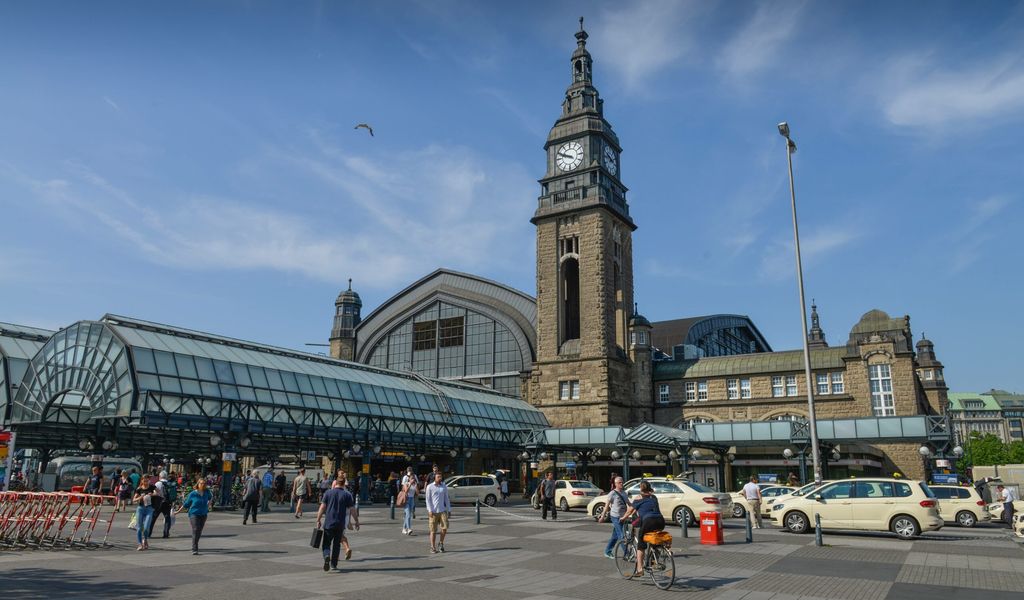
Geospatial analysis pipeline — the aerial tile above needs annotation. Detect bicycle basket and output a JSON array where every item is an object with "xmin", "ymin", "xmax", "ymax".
[{"xmin": 643, "ymin": 531, "xmax": 672, "ymax": 547}]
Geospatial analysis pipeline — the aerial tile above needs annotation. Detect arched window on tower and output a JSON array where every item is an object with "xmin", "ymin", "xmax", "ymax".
[
  {"xmin": 574, "ymin": 59, "xmax": 583, "ymax": 82},
  {"xmin": 562, "ymin": 257, "xmax": 580, "ymax": 342}
]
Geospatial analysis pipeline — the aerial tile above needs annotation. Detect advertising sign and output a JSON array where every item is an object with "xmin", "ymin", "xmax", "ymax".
[
  {"xmin": 758, "ymin": 473, "xmax": 779, "ymax": 483},
  {"xmin": 222, "ymin": 452, "xmax": 237, "ymax": 462},
  {"xmin": 932, "ymin": 472, "xmax": 958, "ymax": 484}
]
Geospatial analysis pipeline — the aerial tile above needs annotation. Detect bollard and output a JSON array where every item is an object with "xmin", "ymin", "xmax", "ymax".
[
  {"xmin": 681, "ymin": 515, "xmax": 688, "ymax": 538},
  {"xmin": 475, "ymin": 498, "xmax": 481, "ymax": 524},
  {"xmin": 814, "ymin": 513, "xmax": 823, "ymax": 547},
  {"xmin": 390, "ymin": 496, "xmax": 396, "ymax": 520},
  {"xmin": 745, "ymin": 511, "xmax": 753, "ymax": 543}
]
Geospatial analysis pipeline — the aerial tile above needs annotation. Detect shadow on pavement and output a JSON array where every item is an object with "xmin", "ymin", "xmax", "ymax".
[{"xmin": 3, "ymin": 567, "xmax": 151, "ymax": 599}]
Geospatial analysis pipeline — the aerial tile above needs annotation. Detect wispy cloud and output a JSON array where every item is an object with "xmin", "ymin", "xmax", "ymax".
[
  {"xmin": 590, "ymin": 1, "xmax": 708, "ymax": 94},
  {"xmin": 478, "ymin": 88, "xmax": 546, "ymax": 138},
  {"xmin": 949, "ymin": 195, "xmax": 1012, "ymax": 273},
  {"xmin": 717, "ymin": 0, "xmax": 807, "ymax": 77},
  {"xmin": 880, "ymin": 53, "xmax": 1024, "ymax": 129},
  {"xmin": 102, "ymin": 96, "xmax": 120, "ymax": 111},
  {"xmin": 5, "ymin": 142, "xmax": 536, "ymax": 289},
  {"xmin": 758, "ymin": 224, "xmax": 864, "ymax": 281}
]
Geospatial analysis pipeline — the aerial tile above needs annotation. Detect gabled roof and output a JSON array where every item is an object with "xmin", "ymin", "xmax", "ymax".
[
  {"xmin": 0, "ymin": 322, "xmax": 54, "ymax": 360},
  {"xmin": 947, "ymin": 392, "xmax": 1002, "ymax": 412},
  {"xmin": 653, "ymin": 347, "xmax": 847, "ymax": 381}
]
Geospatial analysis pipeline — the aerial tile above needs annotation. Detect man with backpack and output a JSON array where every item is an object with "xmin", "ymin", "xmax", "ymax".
[
  {"xmin": 261, "ymin": 469, "xmax": 274, "ymax": 513},
  {"xmin": 600, "ymin": 476, "xmax": 628, "ymax": 559},
  {"xmin": 242, "ymin": 470, "xmax": 262, "ymax": 524},
  {"xmin": 150, "ymin": 471, "xmax": 175, "ymax": 538}
]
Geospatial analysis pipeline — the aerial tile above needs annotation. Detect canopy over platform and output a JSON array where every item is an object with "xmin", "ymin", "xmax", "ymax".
[{"xmin": 5, "ymin": 315, "xmax": 548, "ymax": 456}]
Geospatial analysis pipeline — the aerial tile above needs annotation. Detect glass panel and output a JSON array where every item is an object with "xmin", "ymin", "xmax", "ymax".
[
  {"xmin": 213, "ymin": 360, "xmax": 235, "ymax": 383},
  {"xmin": 137, "ymin": 374, "xmax": 160, "ymax": 390},
  {"xmin": 180, "ymin": 379, "xmax": 201, "ymax": 395},
  {"xmin": 238, "ymin": 386, "xmax": 256, "ymax": 401},
  {"xmin": 265, "ymin": 369, "xmax": 284, "ymax": 390},
  {"xmin": 133, "ymin": 348, "xmax": 157, "ymax": 373},
  {"xmin": 281, "ymin": 372, "xmax": 300, "ymax": 392},
  {"xmin": 310, "ymin": 376, "xmax": 328, "ymax": 396},
  {"xmin": 295, "ymin": 374, "xmax": 314, "ymax": 394},
  {"xmin": 200, "ymin": 381, "xmax": 220, "ymax": 397},
  {"xmin": 231, "ymin": 363, "xmax": 252, "ymax": 386},
  {"xmin": 255, "ymin": 388, "xmax": 272, "ymax": 403},
  {"xmin": 154, "ymin": 350, "xmax": 177, "ymax": 376},
  {"xmin": 350, "ymin": 383, "xmax": 366, "ymax": 401},
  {"xmin": 174, "ymin": 354, "xmax": 198, "ymax": 379},
  {"xmin": 195, "ymin": 357, "xmax": 217, "ymax": 381},
  {"xmin": 159, "ymin": 376, "xmax": 181, "ymax": 393}
]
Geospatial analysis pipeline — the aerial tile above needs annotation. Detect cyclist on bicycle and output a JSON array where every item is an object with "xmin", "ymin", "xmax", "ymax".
[{"xmin": 619, "ymin": 480, "xmax": 666, "ymax": 577}]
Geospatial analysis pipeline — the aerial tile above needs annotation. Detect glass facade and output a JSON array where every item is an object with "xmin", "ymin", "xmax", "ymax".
[{"xmin": 366, "ymin": 301, "xmax": 527, "ymax": 396}]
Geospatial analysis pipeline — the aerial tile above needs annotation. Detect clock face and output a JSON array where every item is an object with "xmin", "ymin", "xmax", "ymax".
[
  {"xmin": 603, "ymin": 145, "xmax": 617, "ymax": 176},
  {"xmin": 555, "ymin": 141, "xmax": 584, "ymax": 172}
]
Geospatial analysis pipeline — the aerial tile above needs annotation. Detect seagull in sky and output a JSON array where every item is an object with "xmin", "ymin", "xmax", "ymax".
[{"xmin": 354, "ymin": 123, "xmax": 374, "ymax": 137}]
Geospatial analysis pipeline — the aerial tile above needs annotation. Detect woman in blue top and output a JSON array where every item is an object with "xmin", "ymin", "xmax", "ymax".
[
  {"xmin": 620, "ymin": 480, "xmax": 665, "ymax": 577},
  {"xmin": 174, "ymin": 478, "xmax": 214, "ymax": 555}
]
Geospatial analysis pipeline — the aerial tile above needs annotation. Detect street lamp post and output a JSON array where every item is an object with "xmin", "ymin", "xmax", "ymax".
[{"xmin": 778, "ymin": 122, "xmax": 822, "ymax": 485}]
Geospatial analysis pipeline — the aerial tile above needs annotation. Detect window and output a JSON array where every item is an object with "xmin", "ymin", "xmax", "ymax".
[
  {"xmin": 555, "ymin": 481, "xmax": 566, "ymax": 489},
  {"xmin": 438, "ymin": 316, "xmax": 464, "ymax": 348},
  {"xmin": 869, "ymin": 364, "xmax": 895, "ymax": 416},
  {"xmin": 929, "ymin": 487, "xmax": 952, "ymax": 500},
  {"xmin": 924, "ymin": 369, "xmax": 933, "ymax": 380},
  {"xmin": 685, "ymin": 381, "xmax": 696, "ymax": 402},
  {"xmin": 559, "ymin": 380, "xmax": 580, "ymax": 400},
  {"xmin": 659, "ymin": 384, "xmax": 670, "ymax": 403},
  {"xmin": 727, "ymin": 379, "xmax": 739, "ymax": 400},
  {"xmin": 740, "ymin": 379, "xmax": 751, "ymax": 399},
  {"xmin": 816, "ymin": 373, "xmax": 830, "ymax": 395},
  {"xmin": 819, "ymin": 482, "xmax": 853, "ymax": 500},
  {"xmin": 772, "ymin": 376, "xmax": 784, "ymax": 397},
  {"xmin": 413, "ymin": 321, "xmax": 436, "ymax": 350},
  {"xmin": 831, "ymin": 372, "xmax": 844, "ymax": 394},
  {"xmin": 786, "ymin": 375, "xmax": 798, "ymax": 397},
  {"xmin": 697, "ymin": 380, "xmax": 708, "ymax": 401}
]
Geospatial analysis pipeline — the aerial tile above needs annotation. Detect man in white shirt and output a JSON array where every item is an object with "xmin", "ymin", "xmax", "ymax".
[
  {"xmin": 425, "ymin": 472, "xmax": 451, "ymax": 554},
  {"xmin": 742, "ymin": 476, "xmax": 763, "ymax": 529},
  {"xmin": 997, "ymin": 485, "xmax": 1018, "ymax": 527}
]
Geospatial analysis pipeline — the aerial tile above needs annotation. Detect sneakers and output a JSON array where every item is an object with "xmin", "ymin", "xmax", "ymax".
[
  {"xmin": 401, "ymin": 528, "xmax": 408, "ymax": 535},
  {"xmin": 603, "ymin": 551, "xmax": 614, "ymax": 559},
  {"xmin": 323, "ymin": 558, "xmax": 330, "ymax": 572},
  {"xmin": 439, "ymin": 543, "xmax": 445, "ymax": 553},
  {"xmin": 192, "ymin": 551, "xmax": 199, "ymax": 556},
  {"xmin": 345, "ymin": 548, "xmax": 352, "ymax": 561},
  {"xmin": 137, "ymin": 544, "xmax": 144, "ymax": 551},
  {"xmin": 430, "ymin": 547, "xmax": 438, "ymax": 554}
]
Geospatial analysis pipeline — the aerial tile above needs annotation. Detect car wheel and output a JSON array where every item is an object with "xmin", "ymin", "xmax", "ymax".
[
  {"xmin": 732, "ymin": 503, "xmax": 746, "ymax": 519},
  {"xmin": 560, "ymin": 498, "xmax": 570, "ymax": 512},
  {"xmin": 891, "ymin": 515, "xmax": 920, "ymax": 539},
  {"xmin": 956, "ymin": 511, "xmax": 976, "ymax": 528},
  {"xmin": 484, "ymin": 494, "xmax": 497, "ymax": 507},
  {"xmin": 674, "ymin": 506, "xmax": 695, "ymax": 528},
  {"xmin": 784, "ymin": 511, "xmax": 809, "ymax": 534},
  {"xmin": 593, "ymin": 502, "xmax": 606, "ymax": 522}
]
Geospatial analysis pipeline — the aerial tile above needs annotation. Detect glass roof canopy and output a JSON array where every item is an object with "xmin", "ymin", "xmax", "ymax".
[{"xmin": 8, "ymin": 315, "xmax": 547, "ymax": 454}]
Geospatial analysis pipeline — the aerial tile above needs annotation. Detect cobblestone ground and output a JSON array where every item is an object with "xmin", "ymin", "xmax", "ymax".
[{"xmin": 2, "ymin": 500, "xmax": 1022, "ymax": 599}]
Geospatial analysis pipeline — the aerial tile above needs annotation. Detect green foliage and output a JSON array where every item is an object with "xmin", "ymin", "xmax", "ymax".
[
  {"xmin": 965, "ymin": 432, "xmax": 1010, "ymax": 467},
  {"xmin": 1008, "ymin": 440, "xmax": 1024, "ymax": 464}
]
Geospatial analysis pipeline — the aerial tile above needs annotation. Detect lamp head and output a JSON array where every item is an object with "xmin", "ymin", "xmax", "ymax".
[{"xmin": 777, "ymin": 122, "xmax": 790, "ymax": 137}]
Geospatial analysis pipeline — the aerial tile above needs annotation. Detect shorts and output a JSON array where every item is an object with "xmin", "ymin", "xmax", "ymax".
[
  {"xmin": 295, "ymin": 494, "xmax": 307, "ymax": 503},
  {"xmin": 429, "ymin": 512, "xmax": 449, "ymax": 533},
  {"xmin": 637, "ymin": 515, "xmax": 666, "ymax": 549}
]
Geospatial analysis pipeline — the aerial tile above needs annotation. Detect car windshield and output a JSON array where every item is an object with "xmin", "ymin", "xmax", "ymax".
[
  {"xmin": 793, "ymin": 481, "xmax": 828, "ymax": 496},
  {"xmin": 685, "ymin": 481, "xmax": 715, "ymax": 494}
]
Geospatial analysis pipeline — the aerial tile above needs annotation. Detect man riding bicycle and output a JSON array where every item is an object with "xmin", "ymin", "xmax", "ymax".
[{"xmin": 619, "ymin": 480, "xmax": 666, "ymax": 577}]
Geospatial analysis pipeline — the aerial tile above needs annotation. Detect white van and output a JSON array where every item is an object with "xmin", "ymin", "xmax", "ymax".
[{"xmin": 42, "ymin": 456, "xmax": 143, "ymax": 492}]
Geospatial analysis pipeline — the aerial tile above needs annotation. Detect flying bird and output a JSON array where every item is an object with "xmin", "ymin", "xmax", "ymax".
[{"xmin": 354, "ymin": 123, "xmax": 374, "ymax": 137}]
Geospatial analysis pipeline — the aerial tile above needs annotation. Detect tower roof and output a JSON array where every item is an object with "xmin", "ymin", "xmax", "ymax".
[{"xmin": 335, "ymin": 278, "xmax": 362, "ymax": 307}]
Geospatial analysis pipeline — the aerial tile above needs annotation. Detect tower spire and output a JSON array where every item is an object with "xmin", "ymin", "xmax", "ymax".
[{"xmin": 807, "ymin": 299, "xmax": 828, "ymax": 348}]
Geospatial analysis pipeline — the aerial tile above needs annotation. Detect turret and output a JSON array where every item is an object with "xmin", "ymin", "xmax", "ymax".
[
  {"xmin": 329, "ymin": 279, "xmax": 362, "ymax": 361},
  {"xmin": 915, "ymin": 333, "xmax": 947, "ymax": 415}
]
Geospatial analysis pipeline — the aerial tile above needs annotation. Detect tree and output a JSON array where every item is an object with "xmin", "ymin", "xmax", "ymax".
[
  {"xmin": 1007, "ymin": 440, "xmax": 1024, "ymax": 464},
  {"xmin": 967, "ymin": 433, "xmax": 1009, "ymax": 466}
]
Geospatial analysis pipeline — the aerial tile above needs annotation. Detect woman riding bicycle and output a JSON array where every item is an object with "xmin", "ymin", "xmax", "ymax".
[{"xmin": 619, "ymin": 480, "xmax": 666, "ymax": 577}]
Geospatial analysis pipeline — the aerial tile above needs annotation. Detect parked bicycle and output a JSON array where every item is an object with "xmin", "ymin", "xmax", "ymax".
[{"xmin": 613, "ymin": 517, "xmax": 676, "ymax": 590}]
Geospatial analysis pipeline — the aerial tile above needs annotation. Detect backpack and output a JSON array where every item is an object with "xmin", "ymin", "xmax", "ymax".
[{"xmin": 164, "ymin": 480, "xmax": 178, "ymax": 503}]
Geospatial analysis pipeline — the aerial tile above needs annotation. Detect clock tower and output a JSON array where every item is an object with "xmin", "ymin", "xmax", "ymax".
[{"xmin": 527, "ymin": 19, "xmax": 643, "ymax": 427}]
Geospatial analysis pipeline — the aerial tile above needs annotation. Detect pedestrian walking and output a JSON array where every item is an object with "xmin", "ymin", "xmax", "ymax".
[
  {"xmin": 426, "ymin": 472, "xmax": 451, "ymax": 554},
  {"xmin": 742, "ymin": 475, "xmax": 763, "ymax": 529},
  {"xmin": 499, "ymin": 471, "xmax": 510, "ymax": 504},
  {"xmin": 400, "ymin": 468, "xmax": 419, "ymax": 535},
  {"xmin": 114, "ymin": 472, "xmax": 132, "ymax": 512},
  {"xmin": 997, "ymin": 484, "xmax": 1018, "ymax": 527},
  {"xmin": 128, "ymin": 468, "xmax": 140, "ymax": 489},
  {"xmin": 786, "ymin": 472, "xmax": 800, "ymax": 487},
  {"xmin": 292, "ymin": 468, "xmax": 310, "ymax": 518},
  {"xmin": 316, "ymin": 479, "xmax": 355, "ymax": 571},
  {"xmin": 540, "ymin": 471, "xmax": 557, "ymax": 520},
  {"xmin": 242, "ymin": 470, "xmax": 262, "ymax": 524},
  {"xmin": 84, "ymin": 466, "xmax": 103, "ymax": 495},
  {"xmin": 600, "ymin": 476, "xmax": 628, "ymax": 559},
  {"xmin": 175, "ymin": 478, "xmax": 214, "ymax": 555},
  {"xmin": 107, "ymin": 468, "xmax": 122, "ymax": 500},
  {"xmin": 261, "ymin": 469, "xmax": 274, "ymax": 513},
  {"xmin": 153, "ymin": 471, "xmax": 178, "ymax": 538},
  {"xmin": 274, "ymin": 470, "xmax": 286, "ymax": 504},
  {"xmin": 132, "ymin": 474, "xmax": 157, "ymax": 551}
]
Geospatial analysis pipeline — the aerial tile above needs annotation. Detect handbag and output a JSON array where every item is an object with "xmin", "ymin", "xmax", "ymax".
[
  {"xmin": 310, "ymin": 527, "xmax": 324, "ymax": 548},
  {"xmin": 396, "ymin": 485, "xmax": 408, "ymax": 507}
]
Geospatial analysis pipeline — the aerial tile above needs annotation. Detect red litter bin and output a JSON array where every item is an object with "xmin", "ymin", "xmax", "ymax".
[{"xmin": 700, "ymin": 511, "xmax": 724, "ymax": 545}]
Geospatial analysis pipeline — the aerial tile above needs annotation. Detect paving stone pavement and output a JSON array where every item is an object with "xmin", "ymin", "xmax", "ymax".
[{"xmin": 1, "ymin": 500, "xmax": 1020, "ymax": 599}]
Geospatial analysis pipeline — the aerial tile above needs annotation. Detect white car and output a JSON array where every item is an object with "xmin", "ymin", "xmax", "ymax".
[
  {"xmin": 770, "ymin": 478, "xmax": 943, "ymax": 540},
  {"xmin": 586, "ymin": 477, "xmax": 732, "ymax": 527},
  {"xmin": 929, "ymin": 485, "xmax": 990, "ymax": 527},
  {"xmin": 554, "ymin": 480, "xmax": 604, "ymax": 511},
  {"xmin": 444, "ymin": 475, "xmax": 500, "ymax": 506},
  {"xmin": 764, "ymin": 480, "xmax": 834, "ymax": 521}
]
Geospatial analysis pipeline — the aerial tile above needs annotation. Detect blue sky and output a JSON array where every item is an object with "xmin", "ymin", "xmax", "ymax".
[{"xmin": 1, "ymin": 1, "xmax": 1022, "ymax": 392}]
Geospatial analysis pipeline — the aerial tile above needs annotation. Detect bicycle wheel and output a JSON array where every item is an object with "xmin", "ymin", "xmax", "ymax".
[
  {"xmin": 614, "ymin": 540, "xmax": 638, "ymax": 579},
  {"xmin": 646, "ymin": 545, "xmax": 676, "ymax": 590}
]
